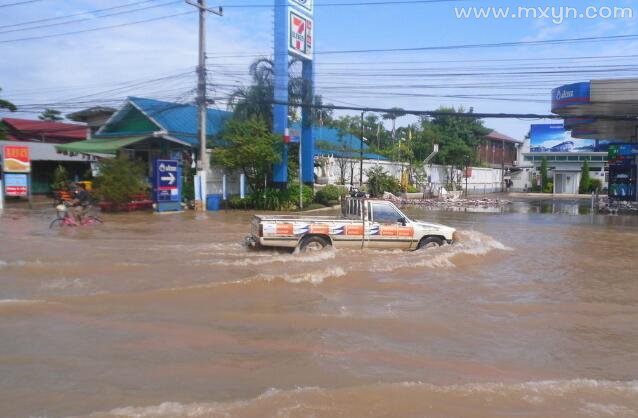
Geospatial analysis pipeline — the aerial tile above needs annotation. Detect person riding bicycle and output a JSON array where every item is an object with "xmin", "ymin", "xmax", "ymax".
[{"xmin": 68, "ymin": 183, "xmax": 91, "ymax": 224}]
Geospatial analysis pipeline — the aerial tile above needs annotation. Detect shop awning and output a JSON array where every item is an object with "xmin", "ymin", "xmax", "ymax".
[{"xmin": 55, "ymin": 136, "xmax": 147, "ymax": 155}]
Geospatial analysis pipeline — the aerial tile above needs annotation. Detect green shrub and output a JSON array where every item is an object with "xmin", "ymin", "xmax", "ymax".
[
  {"xmin": 579, "ymin": 161, "xmax": 591, "ymax": 194},
  {"xmin": 406, "ymin": 185, "xmax": 420, "ymax": 193},
  {"xmin": 588, "ymin": 178, "xmax": 602, "ymax": 193},
  {"xmin": 225, "ymin": 195, "xmax": 251, "ymax": 209},
  {"xmin": 94, "ymin": 155, "xmax": 147, "ymax": 205},
  {"xmin": 543, "ymin": 181, "xmax": 554, "ymax": 194},
  {"xmin": 314, "ymin": 184, "xmax": 344, "ymax": 205},
  {"xmin": 366, "ymin": 166, "xmax": 401, "ymax": 197},
  {"xmin": 285, "ymin": 183, "xmax": 314, "ymax": 209},
  {"xmin": 50, "ymin": 164, "xmax": 70, "ymax": 191}
]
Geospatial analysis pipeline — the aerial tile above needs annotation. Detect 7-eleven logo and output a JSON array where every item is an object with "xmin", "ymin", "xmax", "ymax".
[{"xmin": 289, "ymin": 11, "xmax": 312, "ymax": 58}]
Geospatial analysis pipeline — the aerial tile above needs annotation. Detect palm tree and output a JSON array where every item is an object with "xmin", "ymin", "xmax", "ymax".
[
  {"xmin": 0, "ymin": 87, "xmax": 17, "ymax": 113},
  {"xmin": 381, "ymin": 107, "xmax": 406, "ymax": 142},
  {"xmin": 0, "ymin": 87, "xmax": 17, "ymax": 140},
  {"xmin": 39, "ymin": 108, "xmax": 64, "ymax": 121},
  {"xmin": 227, "ymin": 57, "xmax": 303, "ymax": 127}
]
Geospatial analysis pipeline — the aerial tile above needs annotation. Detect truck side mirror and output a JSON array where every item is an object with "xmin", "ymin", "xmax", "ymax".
[{"xmin": 398, "ymin": 217, "xmax": 407, "ymax": 226}]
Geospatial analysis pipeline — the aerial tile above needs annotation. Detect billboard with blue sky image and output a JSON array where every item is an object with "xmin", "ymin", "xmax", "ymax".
[{"xmin": 530, "ymin": 124, "xmax": 597, "ymax": 153}]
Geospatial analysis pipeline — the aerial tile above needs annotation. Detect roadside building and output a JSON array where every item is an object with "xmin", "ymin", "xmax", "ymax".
[
  {"xmin": 0, "ymin": 118, "xmax": 92, "ymax": 193},
  {"xmin": 61, "ymin": 98, "xmax": 382, "ymax": 194},
  {"xmin": 543, "ymin": 79, "xmax": 638, "ymax": 199},
  {"xmin": 66, "ymin": 106, "xmax": 116, "ymax": 139},
  {"xmin": 477, "ymin": 130, "xmax": 522, "ymax": 169}
]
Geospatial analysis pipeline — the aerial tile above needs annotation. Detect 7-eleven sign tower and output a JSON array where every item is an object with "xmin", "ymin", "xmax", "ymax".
[{"xmin": 272, "ymin": 0, "xmax": 315, "ymax": 185}]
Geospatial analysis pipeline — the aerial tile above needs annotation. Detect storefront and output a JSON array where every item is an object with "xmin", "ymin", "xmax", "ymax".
[{"xmin": 551, "ymin": 79, "xmax": 638, "ymax": 201}]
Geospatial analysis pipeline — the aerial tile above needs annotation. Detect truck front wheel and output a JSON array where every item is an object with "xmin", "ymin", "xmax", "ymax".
[
  {"xmin": 299, "ymin": 236, "xmax": 331, "ymax": 253},
  {"xmin": 417, "ymin": 236, "xmax": 444, "ymax": 250}
]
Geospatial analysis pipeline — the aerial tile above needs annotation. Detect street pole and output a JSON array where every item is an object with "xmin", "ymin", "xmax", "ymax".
[
  {"xmin": 359, "ymin": 111, "xmax": 364, "ymax": 186},
  {"xmin": 186, "ymin": 0, "xmax": 222, "ymax": 211},
  {"xmin": 501, "ymin": 138, "xmax": 505, "ymax": 193},
  {"xmin": 299, "ymin": 140, "xmax": 303, "ymax": 209}
]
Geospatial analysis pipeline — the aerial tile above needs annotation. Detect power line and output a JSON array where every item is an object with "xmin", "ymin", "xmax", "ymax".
[
  {"xmin": 224, "ymin": 0, "xmax": 470, "ymax": 8},
  {"xmin": 0, "ymin": 0, "xmax": 44, "ymax": 8},
  {"xmin": 0, "ymin": 10, "xmax": 195, "ymax": 43},
  {"xmin": 0, "ymin": 0, "xmax": 160, "ymax": 29},
  {"xmin": 0, "ymin": 0, "xmax": 182, "ymax": 35}
]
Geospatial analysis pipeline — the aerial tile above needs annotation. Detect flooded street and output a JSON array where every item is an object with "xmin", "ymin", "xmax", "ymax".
[{"xmin": 1, "ymin": 200, "xmax": 637, "ymax": 418}]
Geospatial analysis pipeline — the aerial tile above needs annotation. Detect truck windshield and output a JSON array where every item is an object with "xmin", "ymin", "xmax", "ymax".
[{"xmin": 371, "ymin": 203, "xmax": 403, "ymax": 223}]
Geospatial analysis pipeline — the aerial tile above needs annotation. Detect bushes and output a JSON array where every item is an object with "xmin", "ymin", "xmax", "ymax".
[
  {"xmin": 314, "ymin": 184, "xmax": 345, "ymax": 206},
  {"xmin": 588, "ymin": 178, "xmax": 602, "ymax": 193},
  {"xmin": 579, "ymin": 161, "xmax": 591, "ymax": 194},
  {"xmin": 226, "ymin": 184, "xmax": 314, "ymax": 210},
  {"xmin": 93, "ymin": 155, "xmax": 147, "ymax": 205},
  {"xmin": 50, "ymin": 164, "xmax": 70, "ymax": 191},
  {"xmin": 366, "ymin": 166, "xmax": 401, "ymax": 197}
]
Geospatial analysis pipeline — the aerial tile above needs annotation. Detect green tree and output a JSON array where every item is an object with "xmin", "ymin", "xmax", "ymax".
[
  {"xmin": 0, "ymin": 87, "xmax": 17, "ymax": 140},
  {"xmin": 579, "ymin": 160, "xmax": 591, "ymax": 194},
  {"xmin": 39, "ymin": 108, "xmax": 64, "ymax": 121},
  {"xmin": 540, "ymin": 157, "xmax": 550, "ymax": 193},
  {"xmin": 227, "ymin": 58, "xmax": 303, "ymax": 127},
  {"xmin": 211, "ymin": 117, "xmax": 281, "ymax": 194},
  {"xmin": 50, "ymin": 164, "xmax": 70, "ymax": 191},
  {"xmin": 366, "ymin": 165, "xmax": 401, "ymax": 197},
  {"xmin": 94, "ymin": 155, "xmax": 147, "ymax": 205},
  {"xmin": 382, "ymin": 107, "xmax": 406, "ymax": 145}
]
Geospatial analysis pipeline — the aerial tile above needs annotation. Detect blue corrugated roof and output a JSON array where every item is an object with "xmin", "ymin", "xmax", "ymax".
[
  {"xmin": 99, "ymin": 98, "xmax": 386, "ymax": 160},
  {"xmin": 290, "ymin": 122, "xmax": 370, "ymax": 151},
  {"xmin": 128, "ymin": 97, "xmax": 232, "ymax": 146}
]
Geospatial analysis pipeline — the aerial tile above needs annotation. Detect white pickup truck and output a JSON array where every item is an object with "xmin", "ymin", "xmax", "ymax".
[{"xmin": 245, "ymin": 197, "xmax": 457, "ymax": 252}]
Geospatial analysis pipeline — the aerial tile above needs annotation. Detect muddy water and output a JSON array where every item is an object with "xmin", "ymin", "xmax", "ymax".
[{"xmin": 0, "ymin": 201, "xmax": 637, "ymax": 418}]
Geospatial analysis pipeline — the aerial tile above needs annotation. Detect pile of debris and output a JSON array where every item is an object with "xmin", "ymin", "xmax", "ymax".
[
  {"xmin": 383, "ymin": 192, "xmax": 510, "ymax": 210},
  {"xmin": 597, "ymin": 198, "xmax": 638, "ymax": 214}
]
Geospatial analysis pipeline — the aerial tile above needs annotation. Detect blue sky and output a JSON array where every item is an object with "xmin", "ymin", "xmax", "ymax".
[{"xmin": 1, "ymin": 0, "xmax": 637, "ymax": 139}]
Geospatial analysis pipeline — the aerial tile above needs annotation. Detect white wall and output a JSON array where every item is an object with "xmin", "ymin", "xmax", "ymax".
[{"xmin": 316, "ymin": 157, "xmax": 505, "ymax": 195}]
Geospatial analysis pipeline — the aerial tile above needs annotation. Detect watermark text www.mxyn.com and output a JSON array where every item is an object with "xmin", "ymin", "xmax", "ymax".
[{"xmin": 455, "ymin": 5, "xmax": 634, "ymax": 25}]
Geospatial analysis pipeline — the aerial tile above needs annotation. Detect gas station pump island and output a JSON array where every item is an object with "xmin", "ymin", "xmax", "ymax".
[{"xmin": 272, "ymin": 0, "xmax": 315, "ymax": 186}]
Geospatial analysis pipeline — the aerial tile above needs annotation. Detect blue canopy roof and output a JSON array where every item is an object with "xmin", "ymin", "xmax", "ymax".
[
  {"xmin": 97, "ymin": 97, "xmax": 387, "ymax": 159},
  {"xmin": 97, "ymin": 97, "xmax": 232, "ymax": 146},
  {"xmin": 289, "ymin": 122, "xmax": 388, "ymax": 160}
]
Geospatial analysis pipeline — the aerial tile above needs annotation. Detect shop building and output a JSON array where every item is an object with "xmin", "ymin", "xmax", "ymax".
[
  {"xmin": 550, "ymin": 79, "xmax": 638, "ymax": 200},
  {"xmin": 0, "ymin": 118, "xmax": 93, "ymax": 193}
]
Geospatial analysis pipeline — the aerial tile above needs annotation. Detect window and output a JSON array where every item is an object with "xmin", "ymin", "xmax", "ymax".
[{"xmin": 372, "ymin": 203, "xmax": 402, "ymax": 224}]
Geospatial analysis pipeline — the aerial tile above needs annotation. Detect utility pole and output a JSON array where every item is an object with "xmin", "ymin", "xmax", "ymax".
[
  {"xmin": 359, "ymin": 111, "xmax": 364, "ymax": 186},
  {"xmin": 186, "ymin": 0, "xmax": 222, "ymax": 210}
]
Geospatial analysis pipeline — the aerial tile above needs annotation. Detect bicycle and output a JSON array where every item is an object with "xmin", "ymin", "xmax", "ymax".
[{"xmin": 49, "ymin": 201, "xmax": 103, "ymax": 228}]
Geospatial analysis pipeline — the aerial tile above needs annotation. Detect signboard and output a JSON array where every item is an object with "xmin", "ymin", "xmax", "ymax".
[
  {"xmin": 154, "ymin": 159, "xmax": 179, "ymax": 202},
  {"xmin": 530, "ymin": 124, "xmax": 595, "ymax": 153},
  {"xmin": 289, "ymin": 0, "xmax": 312, "ymax": 13},
  {"xmin": 551, "ymin": 82, "xmax": 591, "ymax": 112},
  {"xmin": 4, "ymin": 173, "xmax": 28, "ymax": 197},
  {"xmin": 288, "ymin": 10, "xmax": 313, "ymax": 60},
  {"xmin": 2, "ymin": 145, "xmax": 31, "ymax": 173}
]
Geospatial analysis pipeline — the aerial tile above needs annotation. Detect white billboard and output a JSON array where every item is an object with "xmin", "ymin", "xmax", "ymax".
[
  {"xmin": 289, "ymin": 0, "xmax": 313, "ymax": 14},
  {"xmin": 288, "ymin": 10, "xmax": 313, "ymax": 61}
]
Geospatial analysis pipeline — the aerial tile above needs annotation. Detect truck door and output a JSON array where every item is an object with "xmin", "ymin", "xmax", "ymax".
[{"xmin": 368, "ymin": 202, "xmax": 413, "ymax": 249}]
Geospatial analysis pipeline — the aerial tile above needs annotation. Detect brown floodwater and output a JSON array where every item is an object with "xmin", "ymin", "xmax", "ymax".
[{"xmin": 1, "ymin": 199, "xmax": 637, "ymax": 418}]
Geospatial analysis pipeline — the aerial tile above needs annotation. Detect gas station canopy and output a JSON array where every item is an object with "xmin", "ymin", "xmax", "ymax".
[{"xmin": 551, "ymin": 79, "xmax": 638, "ymax": 142}]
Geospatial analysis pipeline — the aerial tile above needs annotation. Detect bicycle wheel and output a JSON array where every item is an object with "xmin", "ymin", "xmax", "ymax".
[
  {"xmin": 87, "ymin": 216, "xmax": 103, "ymax": 224},
  {"xmin": 49, "ymin": 218, "xmax": 64, "ymax": 229}
]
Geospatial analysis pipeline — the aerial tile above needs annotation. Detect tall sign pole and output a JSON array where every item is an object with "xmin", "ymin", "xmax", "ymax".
[
  {"xmin": 273, "ymin": 0, "xmax": 314, "ymax": 189},
  {"xmin": 186, "ymin": 0, "xmax": 222, "ymax": 210}
]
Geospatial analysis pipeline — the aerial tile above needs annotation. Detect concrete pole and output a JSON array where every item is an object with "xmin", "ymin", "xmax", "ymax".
[
  {"xmin": 359, "ymin": 111, "xmax": 364, "ymax": 186},
  {"xmin": 187, "ymin": 0, "xmax": 222, "ymax": 210}
]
